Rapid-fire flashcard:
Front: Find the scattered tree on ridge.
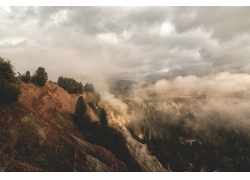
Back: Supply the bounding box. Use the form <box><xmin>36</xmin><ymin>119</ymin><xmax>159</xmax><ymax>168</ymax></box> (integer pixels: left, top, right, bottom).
<box><xmin>32</xmin><ymin>67</ymin><xmax>48</xmax><ymax>87</ymax></box>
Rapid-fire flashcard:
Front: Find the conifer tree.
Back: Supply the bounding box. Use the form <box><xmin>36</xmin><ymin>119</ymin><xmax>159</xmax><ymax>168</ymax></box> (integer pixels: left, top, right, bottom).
<box><xmin>57</xmin><ymin>76</ymin><xmax>83</xmax><ymax>94</ymax></box>
<box><xmin>73</xmin><ymin>96</ymin><xmax>88</xmax><ymax>123</ymax></box>
<box><xmin>32</xmin><ymin>67</ymin><xmax>48</xmax><ymax>87</ymax></box>
<box><xmin>100</xmin><ymin>108</ymin><xmax>108</xmax><ymax>125</ymax></box>
<box><xmin>84</xmin><ymin>83</ymin><xmax>95</xmax><ymax>93</ymax></box>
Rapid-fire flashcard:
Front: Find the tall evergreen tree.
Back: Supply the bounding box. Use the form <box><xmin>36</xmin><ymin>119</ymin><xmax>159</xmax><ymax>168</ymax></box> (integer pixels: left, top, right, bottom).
<box><xmin>32</xmin><ymin>67</ymin><xmax>48</xmax><ymax>87</ymax></box>
<box><xmin>100</xmin><ymin>108</ymin><xmax>108</xmax><ymax>125</ymax></box>
<box><xmin>73</xmin><ymin>96</ymin><xmax>88</xmax><ymax>123</ymax></box>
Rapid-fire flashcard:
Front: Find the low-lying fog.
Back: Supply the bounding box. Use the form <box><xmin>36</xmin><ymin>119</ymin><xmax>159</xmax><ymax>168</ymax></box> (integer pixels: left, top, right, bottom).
<box><xmin>102</xmin><ymin>72</ymin><xmax>250</xmax><ymax>131</ymax></box>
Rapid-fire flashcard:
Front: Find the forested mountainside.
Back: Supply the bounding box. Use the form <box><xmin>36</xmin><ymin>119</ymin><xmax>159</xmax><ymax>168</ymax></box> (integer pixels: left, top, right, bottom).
<box><xmin>118</xmin><ymin>86</ymin><xmax>250</xmax><ymax>172</ymax></box>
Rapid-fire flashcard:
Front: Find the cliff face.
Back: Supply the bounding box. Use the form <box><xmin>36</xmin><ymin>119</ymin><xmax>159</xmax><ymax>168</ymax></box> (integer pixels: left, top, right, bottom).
<box><xmin>0</xmin><ymin>82</ymin><xmax>127</xmax><ymax>172</ymax></box>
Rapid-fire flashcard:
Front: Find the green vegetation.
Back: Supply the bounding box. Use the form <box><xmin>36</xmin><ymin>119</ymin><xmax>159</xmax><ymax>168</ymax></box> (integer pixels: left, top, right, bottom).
<box><xmin>32</xmin><ymin>67</ymin><xmax>48</xmax><ymax>87</ymax></box>
<box><xmin>0</xmin><ymin>57</ymin><xmax>21</xmax><ymax>105</ymax></box>
<box><xmin>73</xmin><ymin>96</ymin><xmax>89</xmax><ymax>124</ymax></box>
<box><xmin>84</xmin><ymin>83</ymin><xmax>95</xmax><ymax>93</ymax></box>
<box><xmin>57</xmin><ymin>76</ymin><xmax>83</xmax><ymax>94</ymax></box>
<box><xmin>83</xmin><ymin>83</ymin><xmax>101</xmax><ymax>105</ymax></box>
<box><xmin>15</xmin><ymin>126</ymin><xmax>73</xmax><ymax>172</ymax></box>
<box><xmin>20</xmin><ymin>71</ymin><xmax>31</xmax><ymax>83</ymax></box>
<box><xmin>0</xmin><ymin>57</ymin><xmax>16</xmax><ymax>83</ymax></box>
<box><xmin>0</xmin><ymin>79</ymin><xmax>21</xmax><ymax>105</ymax></box>
<box><xmin>55</xmin><ymin>112</ymin><xmax>74</xmax><ymax>130</ymax></box>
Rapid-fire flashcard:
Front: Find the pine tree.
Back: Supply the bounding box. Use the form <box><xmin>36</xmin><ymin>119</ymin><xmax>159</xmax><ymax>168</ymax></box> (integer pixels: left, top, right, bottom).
<box><xmin>32</xmin><ymin>67</ymin><xmax>48</xmax><ymax>87</ymax></box>
<box><xmin>73</xmin><ymin>96</ymin><xmax>88</xmax><ymax>123</ymax></box>
<box><xmin>100</xmin><ymin>108</ymin><xmax>108</xmax><ymax>125</ymax></box>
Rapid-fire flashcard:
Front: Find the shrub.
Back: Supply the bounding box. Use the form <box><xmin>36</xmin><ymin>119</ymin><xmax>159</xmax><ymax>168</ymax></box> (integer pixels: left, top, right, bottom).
<box><xmin>21</xmin><ymin>71</ymin><xmax>31</xmax><ymax>83</ymax></box>
<box><xmin>0</xmin><ymin>78</ymin><xmax>21</xmax><ymax>105</ymax></box>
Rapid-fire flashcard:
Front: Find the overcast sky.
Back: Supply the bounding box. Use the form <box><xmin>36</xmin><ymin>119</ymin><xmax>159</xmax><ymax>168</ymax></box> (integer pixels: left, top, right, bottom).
<box><xmin>0</xmin><ymin>6</ymin><xmax>249</xmax><ymax>83</ymax></box>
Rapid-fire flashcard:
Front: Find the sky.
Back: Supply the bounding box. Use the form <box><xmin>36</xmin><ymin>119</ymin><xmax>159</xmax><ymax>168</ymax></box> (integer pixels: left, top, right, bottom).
<box><xmin>0</xmin><ymin>6</ymin><xmax>249</xmax><ymax>84</ymax></box>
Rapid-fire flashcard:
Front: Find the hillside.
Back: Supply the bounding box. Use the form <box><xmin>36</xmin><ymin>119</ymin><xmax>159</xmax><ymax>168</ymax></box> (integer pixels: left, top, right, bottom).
<box><xmin>0</xmin><ymin>81</ymin><xmax>166</xmax><ymax>172</ymax></box>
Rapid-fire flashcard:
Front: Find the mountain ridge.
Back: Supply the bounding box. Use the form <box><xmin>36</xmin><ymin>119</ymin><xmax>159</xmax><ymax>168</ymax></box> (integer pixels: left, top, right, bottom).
<box><xmin>0</xmin><ymin>80</ymin><xmax>166</xmax><ymax>172</ymax></box>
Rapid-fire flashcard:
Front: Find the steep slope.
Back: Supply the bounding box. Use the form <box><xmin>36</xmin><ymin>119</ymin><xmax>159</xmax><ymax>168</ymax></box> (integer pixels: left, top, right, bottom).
<box><xmin>100</xmin><ymin>102</ymin><xmax>168</xmax><ymax>172</ymax></box>
<box><xmin>0</xmin><ymin>82</ymin><xmax>127</xmax><ymax>171</ymax></box>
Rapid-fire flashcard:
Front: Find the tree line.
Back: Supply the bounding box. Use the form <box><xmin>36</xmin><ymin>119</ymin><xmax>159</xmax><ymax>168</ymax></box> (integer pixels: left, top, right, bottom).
<box><xmin>0</xmin><ymin>56</ymin><xmax>101</xmax><ymax>106</ymax></box>
<box><xmin>0</xmin><ymin>57</ymin><xmax>49</xmax><ymax>105</ymax></box>
<box><xmin>57</xmin><ymin>76</ymin><xmax>83</xmax><ymax>94</ymax></box>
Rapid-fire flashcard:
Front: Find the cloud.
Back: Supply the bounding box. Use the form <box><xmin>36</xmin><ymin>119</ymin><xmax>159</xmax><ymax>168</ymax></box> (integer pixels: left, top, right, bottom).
<box><xmin>0</xmin><ymin>6</ymin><xmax>249</xmax><ymax>86</ymax></box>
<box><xmin>97</xmin><ymin>33</ymin><xmax>118</xmax><ymax>45</ymax></box>
<box><xmin>171</xmin><ymin>7</ymin><xmax>250</xmax><ymax>41</ymax></box>
<box><xmin>151</xmin><ymin>72</ymin><xmax>250</xmax><ymax>97</ymax></box>
<box><xmin>129</xmin><ymin>72</ymin><xmax>250</xmax><ymax>130</ymax></box>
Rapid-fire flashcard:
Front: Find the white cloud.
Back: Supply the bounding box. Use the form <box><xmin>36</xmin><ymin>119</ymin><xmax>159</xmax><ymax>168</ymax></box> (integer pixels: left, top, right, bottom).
<box><xmin>97</xmin><ymin>33</ymin><xmax>118</xmax><ymax>45</ymax></box>
<box><xmin>1</xmin><ymin>6</ymin><xmax>11</xmax><ymax>14</ymax></box>
<box><xmin>159</xmin><ymin>21</ymin><xmax>175</xmax><ymax>36</ymax></box>
<box><xmin>121</xmin><ymin>30</ymin><xmax>132</xmax><ymax>40</ymax></box>
<box><xmin>50</xmin><ymin>10</ymin><xmax>67</xmax><ymax>25</ymax></box>
<box><xmin>0</xmin><ymin>37</ymin><xmax>27</xmax><ymax>46</ymax></box>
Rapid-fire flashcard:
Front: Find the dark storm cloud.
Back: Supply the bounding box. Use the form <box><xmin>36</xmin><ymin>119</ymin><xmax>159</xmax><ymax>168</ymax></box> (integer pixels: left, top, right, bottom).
<box><xmin>0</xmin><ymin>6</ymin><xmax>249</xmax><ymax>85</ymax></box>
